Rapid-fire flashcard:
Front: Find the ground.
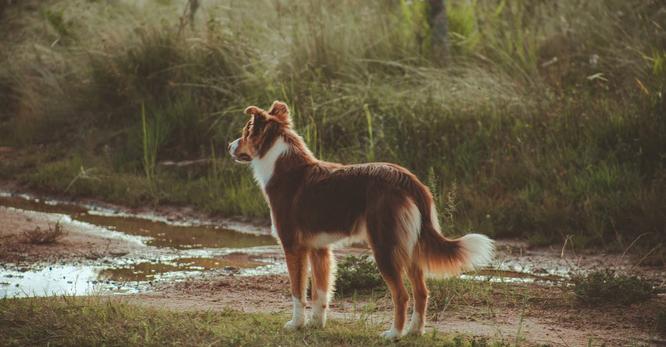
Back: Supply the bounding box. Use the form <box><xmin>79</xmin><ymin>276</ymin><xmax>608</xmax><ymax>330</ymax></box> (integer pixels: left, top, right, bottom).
<box><xmin>1</xmin><ymin>196</ymin><xmax>664</xmax><ymax>346</ymax></box>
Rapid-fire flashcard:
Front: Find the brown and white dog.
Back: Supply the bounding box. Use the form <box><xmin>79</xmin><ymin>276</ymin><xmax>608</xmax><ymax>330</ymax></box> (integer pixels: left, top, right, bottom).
<box><xmin>228</xmin><ymin>101</ymin><xmax>494</xmax><ymax>339</ymax></box>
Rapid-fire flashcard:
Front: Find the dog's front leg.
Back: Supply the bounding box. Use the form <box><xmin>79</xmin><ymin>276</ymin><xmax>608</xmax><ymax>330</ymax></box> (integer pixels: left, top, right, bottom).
<box><xmin>283</xmin><ymin>247</ymin><xmax>309</xmax><ymax>330</ymax></box>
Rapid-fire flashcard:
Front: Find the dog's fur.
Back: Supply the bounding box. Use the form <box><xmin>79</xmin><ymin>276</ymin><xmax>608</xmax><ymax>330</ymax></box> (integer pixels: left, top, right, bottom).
<box><xmin>229</xmin><ymin>101</ymin><xmax>494</xmax><ymax>339</ymax></box>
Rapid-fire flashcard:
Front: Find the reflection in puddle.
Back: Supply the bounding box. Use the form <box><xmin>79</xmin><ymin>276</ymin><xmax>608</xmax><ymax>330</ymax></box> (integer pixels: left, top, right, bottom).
<box><xmin>78</xmin><ymin>214</ymin><xmax>275</xmax><ymax>249</ymax></box>
<box><xmin>98</xmin><ymin>255</ymin><xmax>267</xmax><ymax>282</ymax></box>
<box><xmin>0</xmin><ymin>264</ymin><xmax>130</xmax><ymax>298</ymax></box>
<box><xmin>1</xmin><ymin>255</ymin><xmax>273</xmax><ymax>298</ymax></box>
<box><xmin>462</xmin><ymin>269</ymin><xmax>564</xmax><ymax>284</ymax></box>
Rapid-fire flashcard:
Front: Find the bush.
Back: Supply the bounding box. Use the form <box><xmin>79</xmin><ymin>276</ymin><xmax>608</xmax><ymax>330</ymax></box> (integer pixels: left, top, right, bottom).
<box><xmin>335</xmin><ymin>255</ymin><xmax>385</xmax><ymax>297</ymax></box>
<box><xmin>22</xmin><ymin>221</ymin><xmax>66</xmax><ymax>244</ymax></box>
<box><xmin>572</xmin><ymin>270</ymin><xmax>655</xmax><ymax>305</ymax></box>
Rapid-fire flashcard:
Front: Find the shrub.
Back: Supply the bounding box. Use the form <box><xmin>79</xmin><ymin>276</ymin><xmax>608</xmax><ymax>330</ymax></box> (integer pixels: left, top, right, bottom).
<box><xmin>572</xmin><ymin>270</ymin><xmax>655</xmax><ymax>305</ymax></box>
<box><xmin>335</xmin><ymin>255</ymin><xmax>385</xmax><ymax>296</ymax></box>
<box><xmin>22</xmin><ymin>221</ymin><xmax>66</xmax><ymax>244</ymax></box>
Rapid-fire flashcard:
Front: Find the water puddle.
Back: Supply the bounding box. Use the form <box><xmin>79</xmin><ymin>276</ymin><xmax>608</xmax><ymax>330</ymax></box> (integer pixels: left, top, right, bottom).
<box><xmin>77</xmin><ymin>214</ymin><xmax>274</xmax><ymax>249</ymax></box>
<box><xmin>461</xmin><ymin>269</ymin><xmax>565</xmax><ymax>284</ymax></box>
<box><xmin>0</xmin><ymin>191</ymin><xmax>279</xmax><ymax>298</ymax></box>
<box><xmin>97</xmin><ymin>254</ymin><xmax>268</xmax><ymax>282</ymax></box>
<box><xmin>0</xmin><ymin>194</ymin><xmax>275</xmax><ymax>249</ymax></box>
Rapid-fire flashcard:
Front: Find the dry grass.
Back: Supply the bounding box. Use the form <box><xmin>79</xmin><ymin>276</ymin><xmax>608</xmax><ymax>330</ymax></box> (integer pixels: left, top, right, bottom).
<box><xmin>21</xmin><ymin>221</ymin><xmax>66</xmax><ymax>245</ymax></box>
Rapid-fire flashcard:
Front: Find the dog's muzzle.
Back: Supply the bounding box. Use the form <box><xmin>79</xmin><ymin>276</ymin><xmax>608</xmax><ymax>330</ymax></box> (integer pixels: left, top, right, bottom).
<box><xmin>228</xmin><ymin>139</ymin><xmax>251</xmax><ymax>163</ymax></box>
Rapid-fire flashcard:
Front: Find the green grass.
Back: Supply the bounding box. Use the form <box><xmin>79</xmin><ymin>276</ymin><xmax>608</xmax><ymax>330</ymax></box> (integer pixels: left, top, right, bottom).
<box><xmin>0</xmin><ymin>296</ymin><xmax>505</xmax><ymax>346</ymax></box>
<box><xmin>336</xmin><ymin>255</ymin><xmax>386</xmax><ymax>297</ymax></box>
<box><xmin>0</xmin><ymin>0</ymin><xmax>664</xmax><ymax>259</ymax></box>
<box><xmin>572</xmin><ymin>270</ymin><xmax>655</xmax><ymax>306</ymax></box>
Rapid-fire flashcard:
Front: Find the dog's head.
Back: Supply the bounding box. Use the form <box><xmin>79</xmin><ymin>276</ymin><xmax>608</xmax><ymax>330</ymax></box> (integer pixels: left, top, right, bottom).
<box><xmin>228</xmin><ymin>101</ymin><xmax>291</xmax><ymax>163</ymax></box>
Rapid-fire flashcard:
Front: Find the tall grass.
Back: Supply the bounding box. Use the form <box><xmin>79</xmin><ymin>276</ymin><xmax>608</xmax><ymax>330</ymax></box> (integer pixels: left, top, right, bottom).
<box><xmin>0</xmin><ymin>0</ymin><xmax>664</xmax><ymax>259</ymax></box>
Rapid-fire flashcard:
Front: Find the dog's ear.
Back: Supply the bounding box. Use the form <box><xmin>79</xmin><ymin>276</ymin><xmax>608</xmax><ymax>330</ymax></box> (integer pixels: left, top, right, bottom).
<box><xmin>244</xmin><ymin>106</ymin><xmax>269</xmax><ymax>123</ymax></box>
<box><xmin>268</xmin><ymin>101</ymin><xmax>291</xmax><ymax>124</ymax></box>
<box><xmin>244</xmin><ymin>106</ymin><xmax>263</xmax><ymax>116</ymax></box>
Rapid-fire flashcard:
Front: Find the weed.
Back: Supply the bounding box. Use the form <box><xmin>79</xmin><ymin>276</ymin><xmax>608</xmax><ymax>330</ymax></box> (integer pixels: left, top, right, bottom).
<box><xmin>42</xmin><ymin>9</ymin><xmax>73</xmax><ymax>39</ymax></box>
<box><xmin>572</xmin><ymin>270</ymin><xmax>655</xmax><ymax>305</ymax></box>
<box><xmin>427</xmin><ymin>277</ymin><xmax>493</xmax><ymax>315</ymax></box>
<box><xmin>335</xmin><ymin>255</ymin><xmax>385</xmax><ymax>297</ymax></box>
<box><xmin>657</xmin><ymin>309</ymin><xmax>666</xmax><ymax>337</ymax></box>
<box><xmin>21</xmin><ymin>221</ymin><xmax>66</xmax><ymax>244</ymax></box>
<box><xmin>140</xmin><ymin>103</ymin><xmax>159</xmax><ymax>194</ymax></box>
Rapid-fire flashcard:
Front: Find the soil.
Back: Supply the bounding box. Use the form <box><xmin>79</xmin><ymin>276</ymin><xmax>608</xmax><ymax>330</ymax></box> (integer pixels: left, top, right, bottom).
<box><xmin>1</xmin><ymin>194</ymin><xmax>665</xmax><ymax>346</ymax></box>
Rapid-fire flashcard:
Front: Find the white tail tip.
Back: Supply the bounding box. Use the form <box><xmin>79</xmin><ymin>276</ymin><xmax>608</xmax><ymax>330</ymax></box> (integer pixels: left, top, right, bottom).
<box><xmin>459</xmin><ymin>233</ymin><xmax>495</xmax><ymax>270</ymax></box>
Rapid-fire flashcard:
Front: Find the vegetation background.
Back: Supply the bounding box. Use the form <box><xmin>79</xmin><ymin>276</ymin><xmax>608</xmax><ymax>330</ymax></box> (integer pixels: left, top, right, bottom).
<box><xmin>0</xmin><ymin>0</ymin><xmax>664</xmax><ymax>262</ymax></box>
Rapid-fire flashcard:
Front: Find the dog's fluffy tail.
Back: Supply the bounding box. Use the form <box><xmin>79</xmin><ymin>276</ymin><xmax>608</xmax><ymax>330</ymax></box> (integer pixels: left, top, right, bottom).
<box><xmin>412</xmin><ymin>206</ymin><xmax>494</xmax><ymax>276</ymax></box>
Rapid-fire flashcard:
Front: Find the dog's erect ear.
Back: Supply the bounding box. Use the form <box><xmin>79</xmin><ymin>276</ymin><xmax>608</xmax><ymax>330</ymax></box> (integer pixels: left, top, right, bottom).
<box><xmin>268</xmin><ymin>101</ymin><xmax>290</xmax><ymax>124</ymax></box>
<box><xmin>244</xmin><ymin>106</ymin><xmax>269</xmax><ymax>124</ymax></box>
<box><xmin>244</xmin><ymin>106</ymin><xmax>264</xmax><ymax>116</ymax></box>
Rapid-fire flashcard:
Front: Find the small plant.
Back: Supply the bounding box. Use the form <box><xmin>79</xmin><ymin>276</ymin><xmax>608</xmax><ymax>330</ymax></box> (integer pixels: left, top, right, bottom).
<box><xmin>22</xmin><ymin>221</ymin><xmax>66</xmax><ymax>245</ymax></box>
<box><xmin>43</xmin><ymin>9</ymin><xmax>73</xmax><ymax>38</ymax></box>
<box><xmin>657</xmin><ymin>309</ymin><xmax>666</xmax><ymax>337</ymax></box>
<box><xmin>572</xmin><ymin>270</ymin><xmax>654</xmax><ymax>305</ymax></box>
<box><xmin>335</xmin><ymin>255</ymin><xmax>385</xmax><ymax>296</ymax></box>
<box><xmin>428</xmin><ymin>277</ymin><xmax>492</xmax><ymax>314</ymax></box>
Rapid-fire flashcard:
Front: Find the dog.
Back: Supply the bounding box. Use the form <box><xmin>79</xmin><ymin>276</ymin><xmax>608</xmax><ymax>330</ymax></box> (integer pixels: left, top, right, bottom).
<box><xmin>228</xmin><ymin>101</ymin><xmax>494</xmax><ymax>339</ymax></box>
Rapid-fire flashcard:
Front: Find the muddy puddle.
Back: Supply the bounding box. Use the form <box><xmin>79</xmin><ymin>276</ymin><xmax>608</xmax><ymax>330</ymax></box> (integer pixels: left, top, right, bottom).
<box><xmin>0</xmin><ymin>191</ymin><xmax>282</xmax><ymax>298</ymax></box>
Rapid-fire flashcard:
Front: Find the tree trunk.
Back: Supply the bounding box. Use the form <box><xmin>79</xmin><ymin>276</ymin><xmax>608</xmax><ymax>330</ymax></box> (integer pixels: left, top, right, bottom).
<box><xmin>428</xmin><ymin>0</ymin><xmax>450</xmax><ymax>64</ymax></box>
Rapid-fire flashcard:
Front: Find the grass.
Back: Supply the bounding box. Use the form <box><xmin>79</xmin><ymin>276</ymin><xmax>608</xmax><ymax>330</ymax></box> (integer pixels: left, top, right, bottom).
<box><xmin>21</xmin><ymin>221</ymin><xmax>66</xmax><ymax>245</ymax></box>
<box><xmin>336</xmin><ymin>255</ymin><xmax>386</xmax><ymax>297</ymax></box>
<box><xmin>572</xmin><ymin>270</ymin><xmax>655</xmax><ymax>306</ymax></box>
<box><xmin>0</xmin><ymin>296</ymin><xmax>505</xmax><ymax>346</ymax></box>
<box><xmin>0</xmin><ymin>0</ymin><xmax>664</xmax><ymax>259</ymax></box>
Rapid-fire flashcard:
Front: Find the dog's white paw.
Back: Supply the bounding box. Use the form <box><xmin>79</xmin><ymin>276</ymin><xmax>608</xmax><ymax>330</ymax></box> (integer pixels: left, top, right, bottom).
<box><xmin>380</xmin><ymin>328</ymin><xmax>403</xmax><ymax>340</ymax></box>
<box><xmin>406</xmin><ymin>325</ymin><xmax>425</xmax><ymax>336</ymax></box>
<box><xmin>283</xmin><ymin>319</ymin><xmax>305</xmax><ymax>331</ymax></box>
<box><xmin>306</xmin><ymin>311</ymin><xmax>326</xmax><ymax>329</ymax></box>
<box><xmin>306</xmin><ymin>317</ymin><xmax>325</xmax><ymax>329</ymax></box>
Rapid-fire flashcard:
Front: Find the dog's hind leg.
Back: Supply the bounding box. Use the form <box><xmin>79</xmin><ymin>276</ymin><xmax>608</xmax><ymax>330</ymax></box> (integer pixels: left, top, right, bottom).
<box><xmin>283</xmin><ymin>247</ymin><xmax>310</xmax><ymax>330</ymax></box>
<box><xmin>373</xmin><ymin>253</ymin><xmax>409</xmax><ymax>340</ymax></box>
<box><xmin>308</xmin><ymin>248</ymin><xmax>336</xmax><ymax>328</ymax></box>
<box><xmin>366</xmin><ymin>197</ymin><xmax>412</xmax><ymax>340</ymax></box>
<box><xmin>406</xmin><ymin>264</ymin><xmax>428</xmax><ymax>335</ymax></box>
